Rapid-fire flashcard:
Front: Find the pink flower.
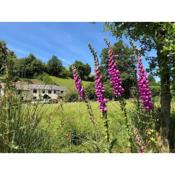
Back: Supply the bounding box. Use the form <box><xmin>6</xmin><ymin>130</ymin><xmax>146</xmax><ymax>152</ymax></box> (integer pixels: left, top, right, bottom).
<box><xmin>89</xmin><ymin>43</ymin><xmax>107</xmax><ymax>113</ymax></box>
<box><xmin>108</xmin><ymin>49</ymin><xmax>124</xmax><ymax>97</ymax></box>
<box><xmin>137</xmin><ymin>57</ymin><xmax>154</xmax><ymax>111</ymax></box>
<box><xmin>71</xmin><ymin>65</ymin><xmax>85</xmax><ymax>99</ymax></box>
<box><xmin>95</xmin><ymin>66</ymin><xmax>108</xmax><ymax>112</ymax></box>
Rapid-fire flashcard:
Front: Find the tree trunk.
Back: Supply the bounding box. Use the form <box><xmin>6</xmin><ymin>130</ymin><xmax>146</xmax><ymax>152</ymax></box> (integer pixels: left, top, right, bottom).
<box><xmin>158</xmin><ymin>51</ymin><xmax>171</xmax><ymax>152</ymax></box>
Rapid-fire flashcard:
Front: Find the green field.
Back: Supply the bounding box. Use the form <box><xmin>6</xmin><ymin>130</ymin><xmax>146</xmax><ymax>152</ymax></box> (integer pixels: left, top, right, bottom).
<box><xmin>36</xmin><ymin>100</ymin><xmax>135</xmax><ymax>152</ymax></box>
<box><xmin>0</xmin><ymin>93</ymin><xmax>175</xmax><ymax>153</ymax></box>
<box><xmin>20</xmin><ymin>74</ymin><xmax>92</xmax><ymax>91</ymax></box>
<box><xmin>24</xmin><ymin>99</ymin><xmax>173</xmax><ymax>153</ymax></box>
<box><xmin>37</xmin><ymin>98</ymin><xmax>175</xmax><ymax>152</ymax></box>
<box><xmin>48</xmin><ymin>76</ymin><xmax>91</xmax><ymax>90</ymax></box>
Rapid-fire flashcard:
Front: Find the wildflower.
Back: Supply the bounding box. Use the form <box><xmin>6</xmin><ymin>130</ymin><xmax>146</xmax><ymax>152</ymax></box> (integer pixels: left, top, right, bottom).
<box><xmin>94</xmin><ymin>52</ymin><xmax>107</xmax><ymax>112</ymax></box>
<box><xmin>95</xmin><ymin>66</ymin><xmax>108</xmax><ymax>112</ymax></box>
<box><xmin>89</xmin><ymin>43</ymin><xmax>107</xmax><ymax>113</ymax></box>
<box><xmin>137</xmin><ymin>57</ymin><xmax>154</xmax><ymax>111</ymax></box>
<box><xmin>108</xmin><ymin>49</ymin><xmax>124</xmax><ymax>97</ymax></box>
<box><xmin>71</xmin><ymin>65</ymin><xmax>85</xmax><ymax>99</ymax></box>
<box><xmin>72</xmin><ymin>65</ymin><xmax>96</xmax><ymax>126</ymax></box>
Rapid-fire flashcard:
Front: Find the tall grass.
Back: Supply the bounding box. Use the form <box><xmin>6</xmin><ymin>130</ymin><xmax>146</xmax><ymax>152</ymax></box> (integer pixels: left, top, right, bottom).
<box><xmin>0</xmin><ymin>87</ymin><xmax>175</xmax><ymax>153</ymax></box>
<box><xmin>0</xmin><ymin>88</ymin><xmax>51</xmax><ymax>153</ymax></box>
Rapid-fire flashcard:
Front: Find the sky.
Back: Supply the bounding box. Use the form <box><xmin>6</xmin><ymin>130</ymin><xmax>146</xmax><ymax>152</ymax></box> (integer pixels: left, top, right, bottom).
<box><xmin>0</xmin><ymin>22</ymin><xmax>156</xmax><ymax>71</ymax></box>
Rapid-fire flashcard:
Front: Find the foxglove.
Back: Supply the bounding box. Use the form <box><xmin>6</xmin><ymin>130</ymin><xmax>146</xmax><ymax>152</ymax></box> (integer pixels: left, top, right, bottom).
<box><xmin>71</xmin><ymin>65</ymin><xmax>85</xmax><ymax>99</ymax></box>
<box><xmin>137</xmin><ymin>57</ymin><xmax>154</xmax><ymax>111</ymax></box>
<box><xmin>94</xmin><ymin>58</ymin><xmax>107</xmax><ymax>112</ymax></box>
<box><xmin>108</xmin><ymin>49</ymin><xmax>124</xmax><ymax>97</ymax></box>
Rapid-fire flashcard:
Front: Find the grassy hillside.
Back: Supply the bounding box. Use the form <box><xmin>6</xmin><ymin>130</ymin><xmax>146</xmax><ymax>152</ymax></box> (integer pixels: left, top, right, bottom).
<box><xmin>17</xmin><ymin>73</ymin><xmax>92</xmax><ymax>91</ymax></box>
<box><xmin>37</xmin><ymin>73</ymin><xmax>92</xmax><ymax>91</ymax></box>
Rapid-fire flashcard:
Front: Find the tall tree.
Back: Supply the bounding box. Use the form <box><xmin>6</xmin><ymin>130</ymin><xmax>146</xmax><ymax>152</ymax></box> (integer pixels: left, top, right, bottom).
<box><xmin>105</xmin><ymin>22</ymin><xmax>175</xmax><ymax>148</ymax></box>
<box><xmin>0</xmin><ymin>41</ymin><xmax>17</xmax><ymax>80</ymax></box>
<box><xmin>16</xmin><ymin>54</ymin><xmax>45</xmax><ymax>78</ymax></box>
<box><xmin>0</xmin><ymin>41</ymin><xmax>9</xmax><ymax>75</ymax></box>
<box><xmin>47</xmin><ymin>55</ymin><xmax>63</xmax><ymax>77</ymax></box>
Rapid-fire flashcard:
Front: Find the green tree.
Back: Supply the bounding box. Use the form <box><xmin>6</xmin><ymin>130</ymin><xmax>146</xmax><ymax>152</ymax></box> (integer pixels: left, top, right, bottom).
<box><xmin>0</xmin><ymin>41</ymin><xmax>10</xmax><ymax>75</ymax></box>
<box><xmin>100</xmin><ymin>40</ymin><xmax>136</xmax><ymax>98</ymax></box>
<box><xmin>70</xmin><ymin>60</ymin><xmax>91</xmax><ymax>80</ymax></box>
<box><xmin>47</xmin><ymin>55</ymin><xmax>63</xmax><ymax>77</ymax></box>
<box><xmin>59</xmin><ymin>67</ymin><xmax>71</xmax><ymax>78</ymax></box>
<box><xmin>105</xmin><ymin>22</ymin><xmax>175</xmax><ymax>149</ymax></box>
<box><xmin>148</xmin><ymin>74</ymin><xmax>156</xmax><ymax>85</ymax></box>
<box><xmin>0</xmin><ymin>41</ymin><xmax>17</xmax><ymax>81</ymax></box>
<box><xmin>15</xmin><ymin>54</ymin><xmax>45</xmax><ymax>78</ymax></box>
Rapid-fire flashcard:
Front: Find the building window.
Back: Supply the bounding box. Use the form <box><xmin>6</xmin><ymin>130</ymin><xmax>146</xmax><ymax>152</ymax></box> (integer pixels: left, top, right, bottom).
<box><xmin>61</xmin><ymin>91</ymin><xmax>64</xmax><ymax>94</ymax></box>
<box><xmin>33</xmin><ymin>89</ymin><xmax>37</xmax><ymax>93</ymax></box>
<box><xmin>42</xmin><ymin>90</ymin><xmax>45</xmax><ymax>94</ymax></box>
<box><xmin>48</xmin><ymin>90</ymin><xmax>52</xmax><ymax>94</ymax></box>
<box><xmin>33</xmin><ymin>96</ymin><xmax>37</xmax><ymax>100</ymax></box>
<box><xmin>54</xmin><ymin>90</ymin><xmax>56</xmax><ymax>94</ymax></box>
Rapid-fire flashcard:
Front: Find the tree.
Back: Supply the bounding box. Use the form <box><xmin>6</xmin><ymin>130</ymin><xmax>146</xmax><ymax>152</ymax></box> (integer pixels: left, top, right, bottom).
<box><xmin>15</xmin><ymin>54</ymin><xmax>45</xmax><ymax>78</ymax></box>
<box><xmin>148</xmin><ymin>74</ymin><xmax>156</xmax><ymax>85</ymax></box>
<box><xmin>0</xmin><ymin>41</ymin><xmax>10</xmax><ymax>75</ymax></box>
<box><xmin>100</xmin><ymin>40</ymin><xmax>137</xmax><ymax>98</ymax></box>
<box><xmin>47</xmin><ymin>55</ymin><xmax>63</xmax><ymax>76</ymax></box>
<box><xmin>59</xmin><ymin>67</ymin><xmax>71</xmax><ymax>78</ymax></box>
<box><xmin>105</xmin><ymin>22</ymin><xmax>175</xmax><ymax>149</ymax></box>
<box><xmin>70</xmin><ymin>60</ymin><xmax>91</xmax><ymax>80</ymax></box>
<box><xmin>0</xmin><ymin>41</ymin><xmax>17</xmax><ymax>81</ymax></box>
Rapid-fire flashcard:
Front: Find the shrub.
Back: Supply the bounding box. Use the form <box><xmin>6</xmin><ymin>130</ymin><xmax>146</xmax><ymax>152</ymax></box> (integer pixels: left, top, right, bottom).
<box><xmin>150</xmin><ymin>85</ymin><xmax>160</xmax><ymax>97</ymax></box>
<box><xmin>85</xmin><ymin>83</ymin><xmax>95</xmax><ymax>100</ymax></box>
<box><xmin>64</xmin><ymin>90</ymin><xmax>79</xmax><ymax>102</ymax></box>
<box><xmin>38</xmin><ymin>73</ymin><xmax>55</xmax><ymax>85</ymax></box>
<box><xmin>85</xmin><ymin>82</ymin><xmax>114</xmax><ymax>100</ymax></box>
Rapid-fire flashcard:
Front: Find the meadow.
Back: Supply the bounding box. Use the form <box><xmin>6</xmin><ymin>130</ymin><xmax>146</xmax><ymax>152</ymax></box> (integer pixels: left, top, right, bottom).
<box><xmin>27</xmin><ymin>99</ymin><xmax>175</xmax><ymax>152</ymax></box>
<box><xmin>0</xmin><ymin>84</ymin><xmax>174</xmax><ymax>153</ymax></box>
<box><xmin>39</xmin><ymin>100</ymin><xmax>135</xmax><ymax>153</ymax></box>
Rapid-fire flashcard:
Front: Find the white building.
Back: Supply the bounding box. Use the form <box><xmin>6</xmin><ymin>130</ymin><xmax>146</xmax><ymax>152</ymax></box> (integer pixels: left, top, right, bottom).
<box><xmin>0</xmin><ymin>82</ymin><xmax>67</xmax><ymax>103</ymax></box>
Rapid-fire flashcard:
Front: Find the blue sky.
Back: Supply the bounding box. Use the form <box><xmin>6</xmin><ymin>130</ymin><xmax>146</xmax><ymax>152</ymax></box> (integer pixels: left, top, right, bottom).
<box><xmin>0</xmin><ymin>22</ymin><xmax>155</xmax><ymax>71</ymax></box>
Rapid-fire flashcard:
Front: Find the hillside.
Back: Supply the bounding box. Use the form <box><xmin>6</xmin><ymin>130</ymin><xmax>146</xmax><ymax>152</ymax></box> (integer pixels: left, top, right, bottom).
<box><xmin>48</xmin><ymin>75</ymin><xmax>91</xmax><ymax>90</ymax></box>
<box><xmin>18</xmin><ymin>74</ymin><xmax>92</xmax><ymax>91</ymax></box>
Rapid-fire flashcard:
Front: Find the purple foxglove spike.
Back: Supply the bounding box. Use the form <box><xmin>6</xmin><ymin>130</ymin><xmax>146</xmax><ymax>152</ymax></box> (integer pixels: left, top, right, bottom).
<box><xmin>71</xmin><ymin>65</ymin><xmax>85</xmax><ymax>99</ymax></box>
<box><xmin>108</xmin><ymin>49</ymin><xmax>124</xmax><ymax>97</ymax></box>
<box><xmin>137</xmin><ymin>57</ymin><xmax>154</xmax><ymax>111</ymax></box>
<box><xmin>94</xmin><ymin>63</ymin><xmax>107</xmax><ymax>112</ymax></box>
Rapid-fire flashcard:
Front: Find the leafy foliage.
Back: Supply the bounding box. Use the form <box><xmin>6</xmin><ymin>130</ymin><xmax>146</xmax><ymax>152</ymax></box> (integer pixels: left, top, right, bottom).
<box><xmin>47</xmin><ymin>55</ymin><xmax>63</xmax><ymax>76</ymax></box>
<box><xmin>14</xmin><ymin>54</ymin><xmax>45</xmax><ymax>78</ymax></box>
<box><xmin>105</xmin><ymin>22</ymin><xmax>175</xmax><ymax>149</ymax></box>
<box><xmin>70</xmin><ymin>60</ymin><xmax>91</xmax><ymax>81</ymax></box>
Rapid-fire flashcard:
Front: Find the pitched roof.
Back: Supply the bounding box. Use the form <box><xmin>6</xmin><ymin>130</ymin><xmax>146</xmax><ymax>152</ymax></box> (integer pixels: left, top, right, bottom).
<box><xmin>15</xmin><ymin>83</ymin><xmax>66</xmax><ymax>91</ymax></box>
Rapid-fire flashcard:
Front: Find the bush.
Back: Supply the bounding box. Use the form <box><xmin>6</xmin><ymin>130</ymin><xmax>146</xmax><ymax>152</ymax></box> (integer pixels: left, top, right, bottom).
<box><xmin>59</xmin><ymin>67</ymin><xmax>71</xmax><ymax>79</ymax></box>
<box><xmin>104</xmin><ymin>82</ymin><xmax>114</xmax><ymax>100</ymax></box>
<box><xmin>38</xmin><ymin>73</ymin><xmax>55</xmax><ymax>85</ymax></box>
<box><xmin>85</xmin><ymin>82</ymin><xmax>114</xmax><ymax>100</ymax></box>
<box><xmin>64</xmin><ymin>90</ymin><xmax>79</xmax><ymax>102</ymax></box>
<box><xmin>85</xmin><ymin>83</ymin><xmax>95</xmax><ymax>100</ymax></box>
<box><xmin>150</xmin><ymin>85</ymin><xmax>160</xmax><ymax>97</ymax></box>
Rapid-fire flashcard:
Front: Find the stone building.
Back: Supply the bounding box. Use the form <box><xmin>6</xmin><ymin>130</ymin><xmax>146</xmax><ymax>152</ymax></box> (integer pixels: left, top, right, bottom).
<box><xmin>0</xmin><ymin>82</ymin><xmax>67</xmax><ymax>103</ymax></box>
